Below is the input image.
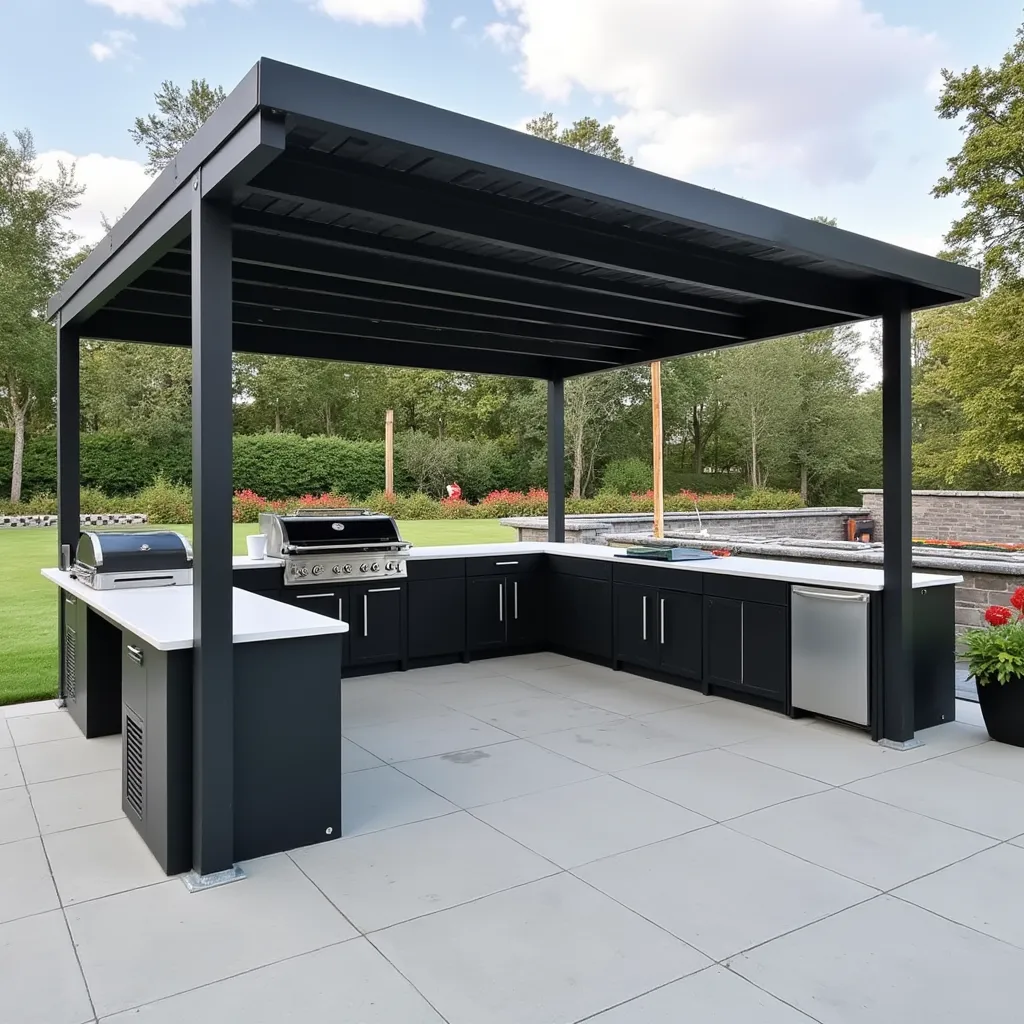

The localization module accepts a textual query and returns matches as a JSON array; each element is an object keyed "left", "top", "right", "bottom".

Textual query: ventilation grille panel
[
  {"left": 64, "top": 627, "right": 76, "bottom": 702},
  {"left": 124, "top": 712, "right": 144, "bottom": 820}
]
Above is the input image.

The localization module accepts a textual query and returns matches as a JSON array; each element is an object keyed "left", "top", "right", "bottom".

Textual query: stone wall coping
[
  {"left": 859, "top": 489, "right": 1024, "bottom": 499},
  {"left": 610, "top": 531, "right": 1024, "bottom": 577},
  {"left": 500, "top": 508, "right": 861, "bottom": 529}
]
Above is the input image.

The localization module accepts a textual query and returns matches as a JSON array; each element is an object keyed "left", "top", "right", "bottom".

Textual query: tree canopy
[{"left": 129, "top": 79, "right": 226, "bottom": 176}]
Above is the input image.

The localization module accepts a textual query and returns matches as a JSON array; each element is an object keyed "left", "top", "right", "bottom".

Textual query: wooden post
[
  {"left": 651, "top": 361, "right": 664, "bottom": 540},
  {"left": 385, "top": 409, "right": 395, "bottom": 498}
]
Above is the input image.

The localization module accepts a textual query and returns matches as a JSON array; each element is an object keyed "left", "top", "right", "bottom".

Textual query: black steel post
[
  {"left": 191, "top": 183, "right": 236, "bottom": 876},
  {"left": 547, "top": 378, "right": 565, "bottom": 543},
  {"left": 881, "top": 302, "right": 915, "bottom": 744},
  {"left": 56, "top": 322, "right": 80, "bottom": 703}
]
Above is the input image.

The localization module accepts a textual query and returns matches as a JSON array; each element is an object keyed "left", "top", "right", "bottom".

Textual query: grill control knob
[
  {"left": 371, "top": 562, "right": 380, "bottom": 572},
  {"left": 343, "top": 564, "right": 353, "bottom": 574},
  {"left": 297, "top": 567, "right": 309, "bottom": 577},
  {"left": 360, "top": 564, "right": 369, "bottom": 573},
  {"left": 332, "top": 564, "right": 343, "bottom": 575},
  {"left": 385, "top": 561, "right": 395, "bottom": 571},
  {"left": 311, "top": 564, "right": 323, "bottom": 576}
]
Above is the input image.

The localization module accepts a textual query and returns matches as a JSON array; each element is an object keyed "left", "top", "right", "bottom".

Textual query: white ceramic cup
[{"left": 246, "top": 533, "right": 268, "bottom": 560}]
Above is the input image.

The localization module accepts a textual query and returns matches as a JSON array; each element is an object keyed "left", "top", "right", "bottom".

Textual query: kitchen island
[
  {"left": 233, "top": 540, "right": 962, "bottom": 742},
  {"left": 42, "top": 567, "right": 347, "bottom": 874}
]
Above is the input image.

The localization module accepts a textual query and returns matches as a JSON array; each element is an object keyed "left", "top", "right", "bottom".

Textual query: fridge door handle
[{"left": 792, "top": 587, "right": 870, "bottom": 603}]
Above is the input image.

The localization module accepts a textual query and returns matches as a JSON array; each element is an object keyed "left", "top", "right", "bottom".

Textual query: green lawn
[{"left": 0, "top": 519, "right": 514, "bottom": 707}]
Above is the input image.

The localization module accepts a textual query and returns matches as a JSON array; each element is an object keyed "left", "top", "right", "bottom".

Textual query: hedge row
[{"left": 1, "top": 481, "right": 804, "bottom": 523}]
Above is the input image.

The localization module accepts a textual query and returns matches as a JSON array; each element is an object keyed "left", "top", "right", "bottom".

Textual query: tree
[
  {"left": 718, "top": 340, "right": 802, "bottom": 489},
  {"left": 661, "top": 353, "right": 723, "bottom": 474},
  {"left": 912, "top": 286, "right": 1024, "bottom": 480},
  {"left": 129, "top": 79, "right": 226, "bottom": 176},
  {"left": 563, "top": 372, "right": 628, "bottom": 497},
  {"left": 524, "top": 113, "right": 634, "bottom": 164},
  {"left": 0, "top": 130, "right": 83, "bottom": 502},
  {"left": 933, "top": 22, "right": 1024, "bottom": 282}
]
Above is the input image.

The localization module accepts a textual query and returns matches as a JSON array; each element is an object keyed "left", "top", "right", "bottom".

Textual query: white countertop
[
  {"left": 402, "top": 542, "right": 963, "bottom": 592},
  {"left": 42, "top": 568, "right": 348, "bottom": 652}
]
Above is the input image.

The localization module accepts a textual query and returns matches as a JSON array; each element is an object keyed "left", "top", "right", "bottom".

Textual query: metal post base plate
[
  {"left": 182, "top": 865, "right": 246, "bottom": 892},
  {"left": 877, "top": 736, "right": 924, "bottom": 751}
]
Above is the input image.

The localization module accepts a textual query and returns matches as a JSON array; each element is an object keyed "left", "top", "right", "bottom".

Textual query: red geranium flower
[
  {"left": 985, "top": 605, "right": 1013, "bottom": 627},
  {"left": 1011, "top": 587, "right": 1024, "bottom": 612}
]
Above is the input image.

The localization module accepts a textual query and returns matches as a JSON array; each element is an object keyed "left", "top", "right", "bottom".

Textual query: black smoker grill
[
  {"left": 259, "top": 508, "right": 411, "bottom": 585},
  {"left": 72, "top": 531, "right": 193, "bottom": 590}
]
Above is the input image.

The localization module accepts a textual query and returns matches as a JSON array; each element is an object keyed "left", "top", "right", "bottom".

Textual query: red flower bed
[{"left": 915, "top": 537, "right": 1024, "bottom": 552}]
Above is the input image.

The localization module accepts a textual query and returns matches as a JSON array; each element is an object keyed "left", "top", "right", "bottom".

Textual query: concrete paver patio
[{"left": 2, "top": 654, "right": 1023, "bottom": 1023}]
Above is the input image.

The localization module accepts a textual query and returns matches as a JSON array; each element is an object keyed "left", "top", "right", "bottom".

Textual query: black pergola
[{"left": 49, "top": 58, "right": 979, "bottom": 877}]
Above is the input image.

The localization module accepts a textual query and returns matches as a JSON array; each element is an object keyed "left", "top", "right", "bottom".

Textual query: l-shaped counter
[{"left": 44, "top": 541, "right": 962, "bottom": 875}]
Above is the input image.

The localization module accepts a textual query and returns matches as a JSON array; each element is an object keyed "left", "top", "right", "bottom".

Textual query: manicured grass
[{"left": 0, "top": 519, "right": 514, "bottom": 707}]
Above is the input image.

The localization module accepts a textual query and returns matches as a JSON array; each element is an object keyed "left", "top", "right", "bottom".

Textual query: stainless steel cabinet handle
[
  {"left": 495, "top": 561, "right": 519, "bottom": 566},
  {"left": 642, "top": 595, "right": 647, "bottom": 641},
  {"left": 338, "top": 598, "right": 344, "bottom": 622},
  {"left": 363, "top": 594, "right": 368, "bottom": 636},
  {"left": 499, "top": 583, "right": 504, "bottom": 622},
  {"left": 295, "top": 592, "right": 334, "bottom": 599},
  {"left": 660, "top": 598, "right": 665, "bottom": 645},
  {"left": 127, "top": 645, "right": 143, "bottom": 665},
  {"left": 792, "top": 587, "right": 870, "bottom": 603},
  {"left": 514, "top": 580, "right": 519, "bottom": 620},
  {"left": 367, "top": 587, "right": 401, "bottom": 593}
]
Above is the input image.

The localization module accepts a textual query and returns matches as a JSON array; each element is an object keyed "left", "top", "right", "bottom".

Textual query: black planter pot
[{"left": 976, "top": 676, "right": 1024, "bottom": 747}]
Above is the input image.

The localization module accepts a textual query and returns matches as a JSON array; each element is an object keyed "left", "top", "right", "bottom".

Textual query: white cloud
[
  {"left": 88, "top": 29, "right": 136, "bottom": 62},
  {"left": 451, "top": 14, "right": 466, "bottom": 30},
  {"left": 313, "top": 0, "right": 425, "bottom": 27},
  {"left": 36, "top": 150, "right": 150, "bottom": 247},
  {"left": 86, "top": 0, "right": 207, "bottom": 28},
  {"left": 488, "top": 0, "right": 941, "bottom": 185}
]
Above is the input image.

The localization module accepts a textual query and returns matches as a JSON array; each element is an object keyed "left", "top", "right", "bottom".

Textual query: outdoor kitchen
[{"left": 36, "top": 59, "right": 982, "bottom": 893}]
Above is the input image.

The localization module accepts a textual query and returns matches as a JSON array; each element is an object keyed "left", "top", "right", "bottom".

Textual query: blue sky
[{"left": 1, "top": 0, "right": 1021, "bottom": 282}]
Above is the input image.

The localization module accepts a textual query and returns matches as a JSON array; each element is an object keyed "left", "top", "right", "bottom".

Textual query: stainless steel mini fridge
[{"left": 791, "top": 586, "right": 871, "bottom": 726}]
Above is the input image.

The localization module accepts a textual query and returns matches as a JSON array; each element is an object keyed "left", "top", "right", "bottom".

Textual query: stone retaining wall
[
  {"left": 502, "top": 508, "right": 859, "bottom": 545},
  {"left": 0, "top": 514, "right": 148, "bottom": 529},
  {"left": 859, "top": 490, "right": 1024, "bottom": 544}
]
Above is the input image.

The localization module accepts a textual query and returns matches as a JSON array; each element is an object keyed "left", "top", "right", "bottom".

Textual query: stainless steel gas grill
[
  {"left": 72, "top": 531, "right": 193, "bottom": 590},
  {"left": 259, "top": 509, "right": 411, "bottom": 586}
]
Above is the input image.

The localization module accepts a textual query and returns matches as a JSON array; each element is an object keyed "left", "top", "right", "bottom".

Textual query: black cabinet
[
  {"left": 507, "top": 570, "right": 546, "bottom": 647},
  {"left": 467, "top": 572, "right": 544, "bottom": 652},
  {"left": 63, "top": 594, "right": 122, "bottom": 738},
  {"left": 742, "top": 602, "right": 788, "bottom": 701},
  {"left": 615, "top": 584, "right": 702, "bottom": 680},
  {"left": 409, "top": 577, "right": 466, "bottom": 659},
  {"left": 548, "top": 572, "right": 613, "bottom": 661},
  {"left": 467, "top": 575, "right": 507, "bottom": 651},
  {"left": 614, "top": 583, "right": 657, "bottom": 668},
  {"left": 349, "top": 584, "right": 405, "bottom": 666},
  {"left": 659, "top": 590, "right": 703, "bottom": 681},
  {"left": 703, "top": 595, "right": 787, "bottom": 702},
  {"left": 119, "top": 633, "right": 192, "bottom": 875},
  {"left": 704, "top": 596, "right": 743, "bottom": 687}
]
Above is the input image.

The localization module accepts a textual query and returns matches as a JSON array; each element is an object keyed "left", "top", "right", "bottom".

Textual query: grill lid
[
  {"left": 268, "top": 509, "right": 404, "bottom": 549},
  {"left": 75, "top": 531, "right": 193, "bottom": 573}
]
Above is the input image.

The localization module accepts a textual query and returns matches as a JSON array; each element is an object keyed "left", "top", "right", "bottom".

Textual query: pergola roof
[{"left": 49, "top": 58, "right": 981, "bottom": 379}]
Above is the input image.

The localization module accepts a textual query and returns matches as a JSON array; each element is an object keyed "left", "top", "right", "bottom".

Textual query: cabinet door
[
  {"left": 507, "top": 572, "right": 545, "bottom": 648},
  {"left": 467, "top": 576, "right": 507, "bottom": 651},
  {"left": 741, "top": 602, "right": 788, "bottom": 701},
  {"left": 549, "top": 574, "right": 613, "bottom": 660},
  {"left": 703, "top": 596, "right": 743, "bottom": 688},
  {"left": 614, "top": 583, "right": 657, "bottom": 667},
  {"left": 409, "top": 578, "right": 466, "bottom": 658},
  {"left": 350, "top": 585, "right": 405, "bottom": 665},
  {"left": 658, "top": 590, "right": 702, "bottom": 681}
]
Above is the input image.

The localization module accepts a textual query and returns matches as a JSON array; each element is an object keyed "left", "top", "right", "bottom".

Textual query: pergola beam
[
  {"left": 107, "top": 287, "right": 648, "bottom": 350},
  {"left": 248, "top": 154, "right": 878, "bottom": 318}
]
